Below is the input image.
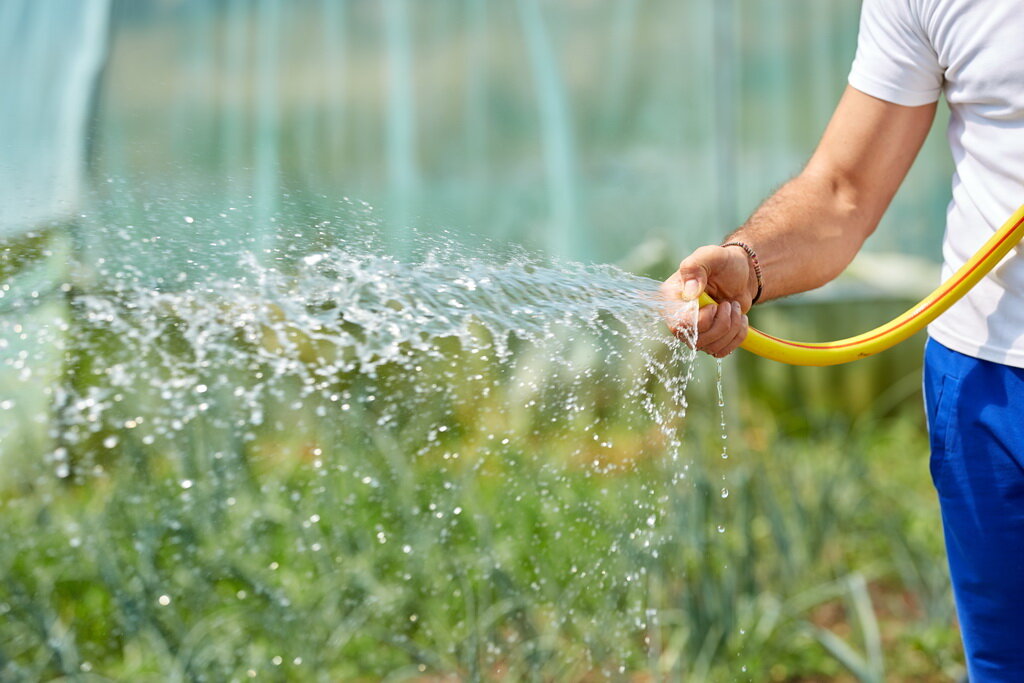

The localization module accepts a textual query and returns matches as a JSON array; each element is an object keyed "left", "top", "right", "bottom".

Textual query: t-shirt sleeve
[{"left": 848, "top": 0, "right": 943, "bottom": 106}]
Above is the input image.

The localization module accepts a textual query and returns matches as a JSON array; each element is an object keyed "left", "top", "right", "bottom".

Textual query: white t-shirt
[{"left": 849, "top": 0, "right": 1024, "bottom": 367}]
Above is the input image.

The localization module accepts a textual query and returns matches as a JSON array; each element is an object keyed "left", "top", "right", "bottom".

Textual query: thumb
[{"left": 675, "top": 246, "right": 719, "bottom": 301}]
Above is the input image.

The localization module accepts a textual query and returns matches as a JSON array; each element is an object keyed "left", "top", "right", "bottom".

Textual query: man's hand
[{"left": 660, "top": 244, "right": 754, "bottom": 358}]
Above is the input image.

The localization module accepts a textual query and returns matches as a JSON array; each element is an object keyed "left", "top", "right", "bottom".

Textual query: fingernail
[
  {"left": 682, "top": 279, "right": 700, "bottom": 300},
  {"left": 732, "top": 301, "right": 740, "bottom": 315}
]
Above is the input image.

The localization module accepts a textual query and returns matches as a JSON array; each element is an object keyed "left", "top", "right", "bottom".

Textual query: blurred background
[
  {"left": 1, "top": 0, "right": 962, "bottom": 680},
  {"left": 4, "top": 0, "right": 954, "bottom": 258}
]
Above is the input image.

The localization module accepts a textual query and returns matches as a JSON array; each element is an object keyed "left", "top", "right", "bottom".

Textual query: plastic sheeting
[
  {"left": 0, "top": 0, "right": 111, "bottom": 236},
  {"left": 11, "top": 0, "right": 955, "bottom": 263}
]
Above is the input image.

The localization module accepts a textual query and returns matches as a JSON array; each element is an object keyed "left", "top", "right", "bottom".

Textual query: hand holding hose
[
  {"left": 659, "top": 245, "right": 754, "bottom": 358},
  {"left": 662, "top": 204, "right": 1024, "bottom": 366},
  {"left": 657, "top": 88, "right": 1024, "bottom": 366}
]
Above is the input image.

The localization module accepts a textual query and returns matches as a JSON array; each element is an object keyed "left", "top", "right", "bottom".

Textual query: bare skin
[{"left": 661, "top": 86, "right": 937, "bottom": 357}]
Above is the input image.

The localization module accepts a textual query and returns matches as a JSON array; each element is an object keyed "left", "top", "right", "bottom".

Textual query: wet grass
[
  {"left": 0, "top": 229, "right": 962, "bottom": 680},
  {"left": 0, "top": 351, "right": 961, "bottom": 682}
]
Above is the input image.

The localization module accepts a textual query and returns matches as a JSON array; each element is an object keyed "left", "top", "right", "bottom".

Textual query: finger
[
  {"left": 675, "top": 247, "right": 718, "bottom": 301},
  {"left": 666, "top": 302, "right": 699, "bottom": 342},
  {"left": 700, "top": 302, "right": 738, "bottom": 356},
  {"left": 655, "top": 272, "right": 688, "bottom": 315},
  {"left": 669, "top": 301, "right": 702, "bottom": 346},
  {"left": 712, "top": 309, "right": 749, "bottom": 358},
  {"left": 698, "top": 299, "right": 736, "bottom": 335},
  {"left": 662, "top": 274, "right": 699, "bottom": 337},
  {"left": 696, "top": 302, "right": 735, "bottom": 353},
  {"left": 694, "top": 303, "right": 719, "bottom": 336}
]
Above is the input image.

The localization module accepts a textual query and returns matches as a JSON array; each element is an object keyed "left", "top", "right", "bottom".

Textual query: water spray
[{"left": 698, "top": 204, "right": 1024, "bottom": 366}]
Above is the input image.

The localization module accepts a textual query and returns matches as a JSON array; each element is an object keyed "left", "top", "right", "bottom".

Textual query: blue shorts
[{"left": 924, "top": 338, "right": 1024, "bottom": 682}]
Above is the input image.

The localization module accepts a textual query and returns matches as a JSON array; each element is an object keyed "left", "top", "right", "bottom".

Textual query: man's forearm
[
  {"left": 725, "top": 168, "right": 875, "bottom": 303},
  {"left": 723, "top": 87, "right": 937, "bottom": 304}
]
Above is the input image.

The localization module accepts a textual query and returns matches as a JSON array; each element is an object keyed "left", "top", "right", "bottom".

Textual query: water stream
[
  {"left": 42, "top": 201, "right": 699, "bottom": 469},
  {"left": 0, "top": 202, "right": 732, "bottom": 679}
]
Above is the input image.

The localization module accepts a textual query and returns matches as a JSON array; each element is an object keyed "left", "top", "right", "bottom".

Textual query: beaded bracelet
[{"left": 721, "top": 241, "right": 764, "bottom": 304}]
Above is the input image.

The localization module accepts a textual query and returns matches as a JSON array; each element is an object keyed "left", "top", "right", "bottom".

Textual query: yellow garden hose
[{"left": 698, "top": 204, "right": 1024, "bottom": 366}]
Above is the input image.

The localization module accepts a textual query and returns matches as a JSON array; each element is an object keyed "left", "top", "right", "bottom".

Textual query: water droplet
[{"left": 7, "top": 206, "right": 716, "bottom": 660}]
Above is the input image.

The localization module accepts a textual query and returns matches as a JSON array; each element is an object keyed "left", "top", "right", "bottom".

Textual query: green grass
[
  {"left": 0, "top": 343, "right": 961, "bottom": 681},
  {"left": 0, "top": 226, "right": 962, "bottom": 680}
]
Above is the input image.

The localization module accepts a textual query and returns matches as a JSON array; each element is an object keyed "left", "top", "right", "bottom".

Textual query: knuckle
[
  {"left": 697, "top": 306, "right": 717, "bottom": 333},
  {"left": 697, "top": 335, "right": 719, "bottom": 351},
  {"left": 713, "top": 307, "right": 732, "bottom": 329}
]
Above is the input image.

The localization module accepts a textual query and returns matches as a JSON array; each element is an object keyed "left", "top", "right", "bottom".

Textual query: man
[{"left": 661, "top": 1, "right": 1024, "bottom": 679}]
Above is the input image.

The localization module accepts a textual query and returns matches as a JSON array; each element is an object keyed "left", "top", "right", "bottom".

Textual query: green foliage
[
  {"left": 0, "top": 368, "right": 961, "bottom": 681},
  {"left": 0, "top": 241, "right": 961, "bottom": 679}
]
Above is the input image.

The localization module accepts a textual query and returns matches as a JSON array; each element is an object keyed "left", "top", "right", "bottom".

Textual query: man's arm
[{"left": 662, "top": 85, "right": 938, "bottom": 357}]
